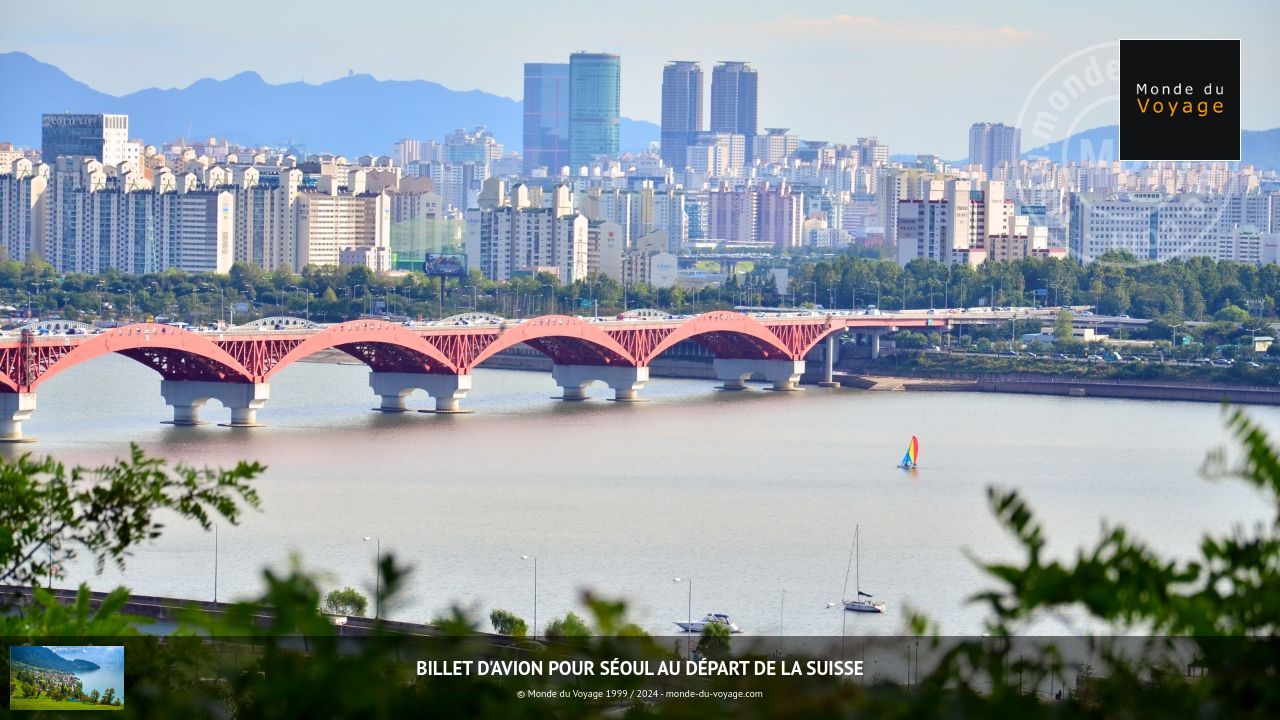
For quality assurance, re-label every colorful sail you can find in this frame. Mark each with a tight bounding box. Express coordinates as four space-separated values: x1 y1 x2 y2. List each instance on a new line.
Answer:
901 435 919 467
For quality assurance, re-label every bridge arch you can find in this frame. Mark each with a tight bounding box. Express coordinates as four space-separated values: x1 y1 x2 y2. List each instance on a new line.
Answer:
18 323 254 392
237 316 319 331
618 308 673 320
261 319 461 379
441 312 505 326
13 320 102 336
638 311 793 364
467 315 637 370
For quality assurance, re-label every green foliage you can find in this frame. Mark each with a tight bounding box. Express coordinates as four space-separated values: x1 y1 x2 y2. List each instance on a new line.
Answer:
1214 303 1250 323
544 611 591 638
488 608 528 637
321 586 369 617
697 621 731 658
1053 308 1074 341
0 444 263 589
878 351 1280 387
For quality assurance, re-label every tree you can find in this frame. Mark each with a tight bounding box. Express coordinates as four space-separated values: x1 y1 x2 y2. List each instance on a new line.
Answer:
488 608 528 637
102 687 114 705
544 611 590 638
1213 303 1249 323
321 587 368 617
90 689 100 704
697 620 731 658
1053 308 1074 342
0 445 262 589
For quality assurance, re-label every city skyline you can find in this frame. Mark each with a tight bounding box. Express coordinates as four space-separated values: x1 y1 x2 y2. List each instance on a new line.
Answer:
3 1 1278 158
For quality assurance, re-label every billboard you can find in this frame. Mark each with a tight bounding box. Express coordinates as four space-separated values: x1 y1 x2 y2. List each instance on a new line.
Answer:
423 253 467 278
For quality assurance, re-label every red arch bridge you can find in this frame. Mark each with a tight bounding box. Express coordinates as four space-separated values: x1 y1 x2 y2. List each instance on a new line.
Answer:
0 308 981 441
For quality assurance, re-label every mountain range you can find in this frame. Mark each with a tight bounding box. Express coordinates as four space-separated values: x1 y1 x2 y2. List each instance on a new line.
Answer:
892 126 1279 171
1022 125 1280 171
0 52 659 157
10 646 100 673
2 52 1276 170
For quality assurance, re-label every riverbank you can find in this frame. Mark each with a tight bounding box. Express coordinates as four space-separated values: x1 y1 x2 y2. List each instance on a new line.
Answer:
298 347 1280 405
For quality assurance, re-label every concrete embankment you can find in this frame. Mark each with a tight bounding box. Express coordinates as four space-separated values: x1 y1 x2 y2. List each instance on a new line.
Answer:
300 349 1280 405
909 375 1280 405
0 584 449 638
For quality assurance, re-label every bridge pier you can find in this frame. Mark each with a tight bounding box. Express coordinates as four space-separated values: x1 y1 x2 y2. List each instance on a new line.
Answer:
369 372 472 413
870 332 882 359
818 335 840 387
160 380 270 427
0 392 37 442
714 358 805 391
551 364 649 401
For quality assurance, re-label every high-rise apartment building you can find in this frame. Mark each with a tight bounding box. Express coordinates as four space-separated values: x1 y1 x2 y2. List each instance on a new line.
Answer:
754 128 800 166
707 182 801 247
294 187 391 271
465 180 587 283
896 179 1055 266
523 63 571 175
710 62 758 165
41 113 130 166
660 61 703 172
0 159 49 263
1068 191 1272 263
968 122 1021 175
568 52 621 169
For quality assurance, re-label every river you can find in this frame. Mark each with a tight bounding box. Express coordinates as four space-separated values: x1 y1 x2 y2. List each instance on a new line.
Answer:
7 354 1274 637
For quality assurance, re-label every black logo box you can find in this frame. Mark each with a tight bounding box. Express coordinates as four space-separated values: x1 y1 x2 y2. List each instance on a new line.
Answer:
1119 39 1240 161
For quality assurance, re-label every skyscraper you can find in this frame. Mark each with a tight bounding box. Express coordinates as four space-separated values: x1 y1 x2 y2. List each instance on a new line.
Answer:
968 123 1021 175
710 62 758 164
523 63 570 175
568 52 621 169
660 61 703 172
41 113 130 165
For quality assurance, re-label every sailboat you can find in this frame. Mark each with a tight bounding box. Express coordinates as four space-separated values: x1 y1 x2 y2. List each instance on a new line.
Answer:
842 524 885 614
899 435 919 469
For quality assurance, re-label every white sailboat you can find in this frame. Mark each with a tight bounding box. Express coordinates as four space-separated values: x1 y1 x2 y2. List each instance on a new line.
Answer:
842 524 885 614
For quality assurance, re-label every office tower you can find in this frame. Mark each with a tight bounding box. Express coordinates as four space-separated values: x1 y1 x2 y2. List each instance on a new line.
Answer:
660 61 703 172
968 122 1021 175
41 113 130 165
568 52 621 169
523 63 571 175
710 62 758 164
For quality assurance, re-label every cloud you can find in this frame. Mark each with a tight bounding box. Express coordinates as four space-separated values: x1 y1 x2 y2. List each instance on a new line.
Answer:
755 14 1034 48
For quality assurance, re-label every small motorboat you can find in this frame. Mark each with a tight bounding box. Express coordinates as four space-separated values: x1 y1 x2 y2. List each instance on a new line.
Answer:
674 613 743 634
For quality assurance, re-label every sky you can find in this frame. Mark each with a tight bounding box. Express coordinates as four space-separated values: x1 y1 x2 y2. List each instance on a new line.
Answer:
3 0 1277 157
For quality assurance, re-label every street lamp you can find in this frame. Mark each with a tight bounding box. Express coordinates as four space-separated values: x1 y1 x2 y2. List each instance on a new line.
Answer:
673 577 692 645
807 281 817 309
521 555 537 639
363 536 381 619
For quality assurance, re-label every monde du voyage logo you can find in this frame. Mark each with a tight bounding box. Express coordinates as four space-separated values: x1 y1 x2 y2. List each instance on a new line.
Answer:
1120 39 1240 161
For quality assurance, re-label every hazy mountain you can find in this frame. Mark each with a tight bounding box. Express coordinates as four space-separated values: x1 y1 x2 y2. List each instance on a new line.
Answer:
0 52 659 156
1023 124 1280 171
10 646 100 673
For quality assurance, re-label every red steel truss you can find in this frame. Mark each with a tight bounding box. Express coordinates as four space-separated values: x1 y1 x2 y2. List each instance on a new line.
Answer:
0 313 939 392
